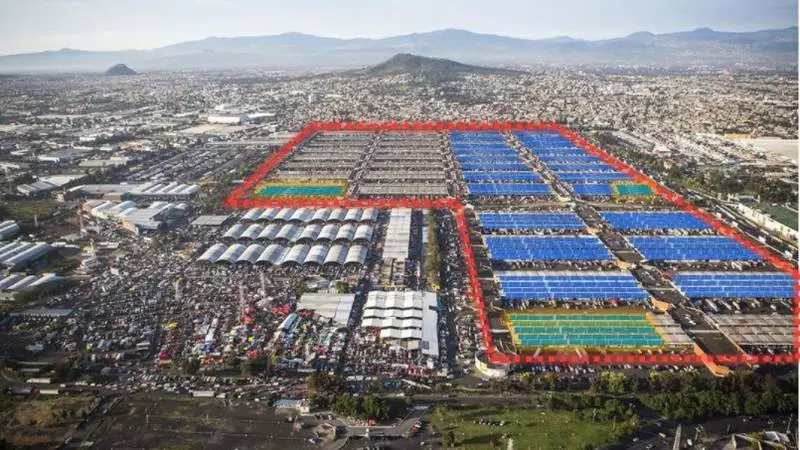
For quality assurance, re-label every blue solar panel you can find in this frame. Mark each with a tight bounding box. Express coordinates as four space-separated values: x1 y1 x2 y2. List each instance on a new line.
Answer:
451 131 504 136
539 156 604 163
464 172 542 182
627 236 762 261
479 212 585 230
549 163 615 172
520 141 578 149
499 273 649 300
672 272 795 299
514 131 576 149
452 143 512 148
600 212 712 231
454 149 519 156
451 132 506 143
557 172 631 182
571 183 613 196
532 149 590 156
485 236 613 261
514 131 562 136
460 163 530 171
468 184 552 196
456 155 525 164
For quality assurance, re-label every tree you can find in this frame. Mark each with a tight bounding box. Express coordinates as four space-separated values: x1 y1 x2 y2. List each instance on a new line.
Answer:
223 353 240 368
369 376 384 393
361 395 389 421
183 358 201 375
331 394 359 418
242 355 266 376
309 394 329 410
444 430 456 447
52 358 83 382
679 371 700 393
308 372 342 394
334 281 350 294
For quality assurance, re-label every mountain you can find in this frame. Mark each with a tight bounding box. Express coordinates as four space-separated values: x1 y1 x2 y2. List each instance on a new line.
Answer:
0 27 795 73
104 63 137 76
362 53 521 77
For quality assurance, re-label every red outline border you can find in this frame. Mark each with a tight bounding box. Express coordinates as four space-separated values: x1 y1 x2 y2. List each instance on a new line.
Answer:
226 121 799 367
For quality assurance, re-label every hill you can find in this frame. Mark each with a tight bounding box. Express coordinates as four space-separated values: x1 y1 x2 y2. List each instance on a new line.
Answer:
104 63 137 75
363 53 520 77
0 27 796 72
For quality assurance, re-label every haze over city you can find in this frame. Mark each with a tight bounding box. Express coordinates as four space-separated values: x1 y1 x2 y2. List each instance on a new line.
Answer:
0 0 797 53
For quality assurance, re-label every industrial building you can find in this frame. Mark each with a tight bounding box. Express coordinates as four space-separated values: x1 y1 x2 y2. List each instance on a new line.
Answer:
66 182 200 201
297 292 356 325
17 174 86 196
0 241 54 270
360 290 439 358
197 242 369 267
0 220 20 241
0 273 62 293
85 200 191 233
382 208 411 261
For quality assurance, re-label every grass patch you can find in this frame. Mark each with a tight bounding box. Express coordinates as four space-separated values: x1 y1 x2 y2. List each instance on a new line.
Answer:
0 200 61 223
430 404 626 450
758 203 798 230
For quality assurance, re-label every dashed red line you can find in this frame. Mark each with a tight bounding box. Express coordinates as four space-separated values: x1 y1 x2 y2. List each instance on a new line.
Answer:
224 121 799 367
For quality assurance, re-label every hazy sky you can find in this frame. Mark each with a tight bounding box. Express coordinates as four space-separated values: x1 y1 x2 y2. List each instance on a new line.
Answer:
0 0 796 54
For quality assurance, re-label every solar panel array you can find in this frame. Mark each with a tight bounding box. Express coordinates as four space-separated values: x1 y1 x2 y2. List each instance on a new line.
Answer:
531 149 593 157
555 172 631 182
485 235 613 261
600 211 712 231
627 236 762 261
464 172 542 182
458 155 524 164
454 148 519 156
478 212 585 231
549 163 615 172
497 272 649 300
460 163 530 171
514 131 633 194
467 183 552 196
539 155 604 163
672 272 795 299
507 312 664 347
570 183 613 196
453 131 550 197
457 131 792 357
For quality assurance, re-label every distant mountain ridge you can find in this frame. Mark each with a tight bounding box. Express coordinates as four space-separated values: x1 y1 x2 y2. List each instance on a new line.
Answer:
0 27 795 72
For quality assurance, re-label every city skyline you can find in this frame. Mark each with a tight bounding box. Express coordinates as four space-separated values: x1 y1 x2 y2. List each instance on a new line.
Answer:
0 0 796 54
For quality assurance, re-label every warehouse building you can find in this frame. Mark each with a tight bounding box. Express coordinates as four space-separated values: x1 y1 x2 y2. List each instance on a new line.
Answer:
0 220 20 241
0 242 54 270
297 292 356 325
360 290 439 357
85 200 191 233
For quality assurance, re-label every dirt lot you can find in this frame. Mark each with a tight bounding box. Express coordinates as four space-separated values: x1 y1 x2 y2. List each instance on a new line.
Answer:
85 395 317 450
0 393 99 448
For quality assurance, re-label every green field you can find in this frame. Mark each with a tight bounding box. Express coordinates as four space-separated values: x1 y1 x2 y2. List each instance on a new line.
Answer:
0 200 60 223
430 404 624 449
256 184 345 197
759 203 798 230
615 183 654 197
